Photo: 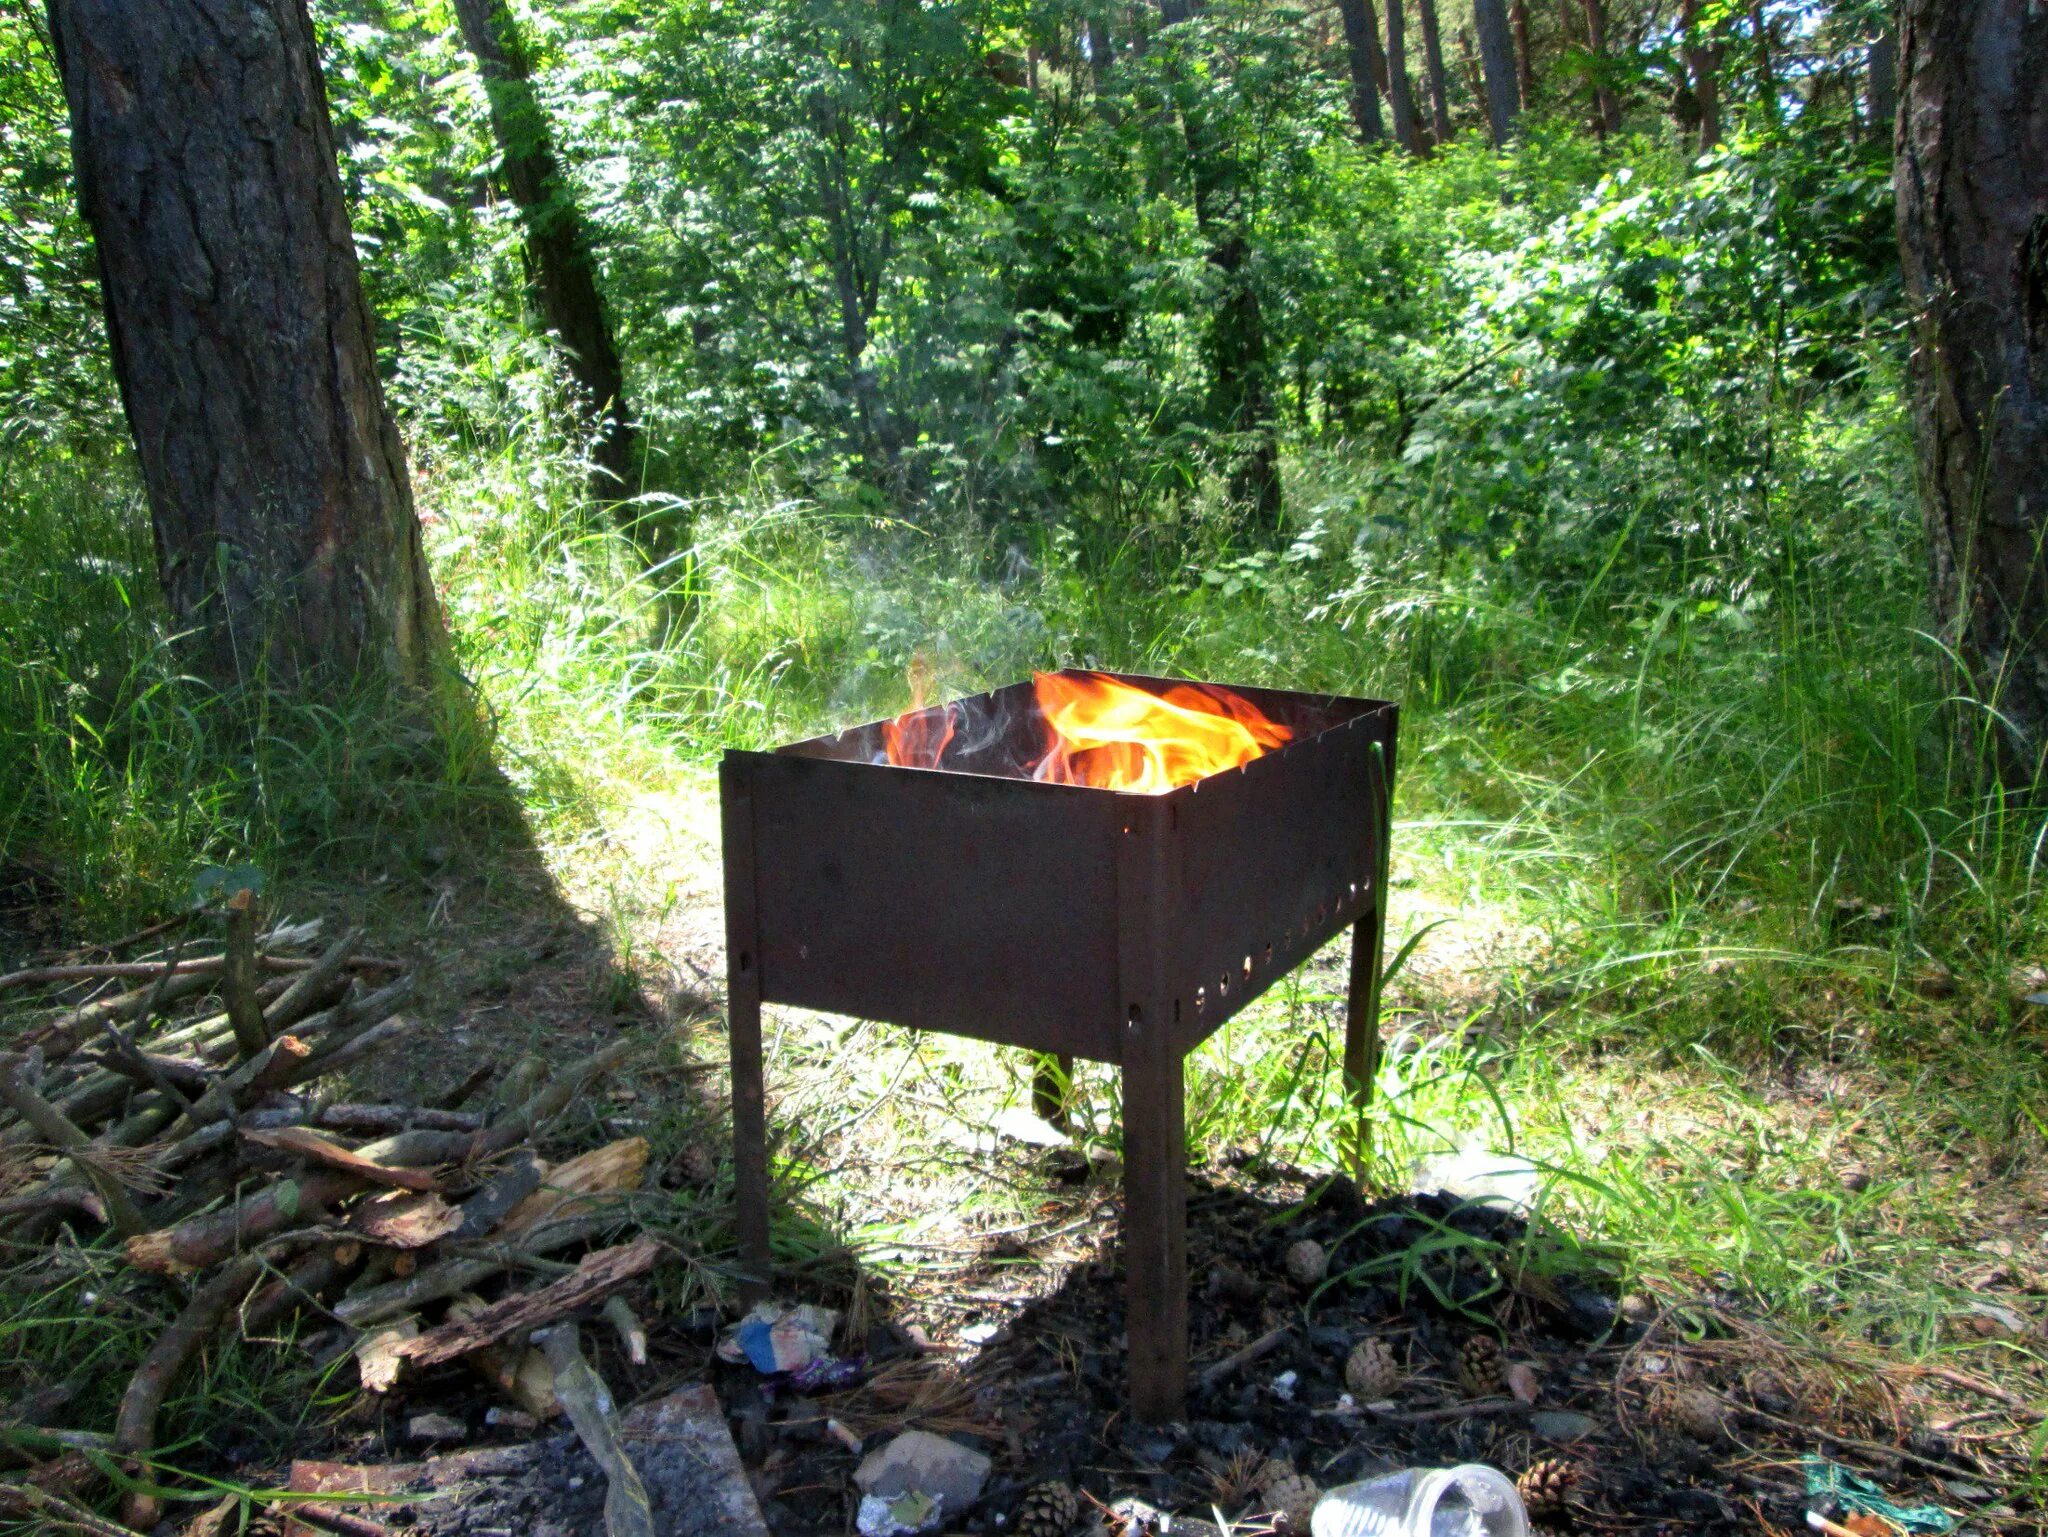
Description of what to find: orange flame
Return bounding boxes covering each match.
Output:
[1031,672,1292,791]
[883,671,1292,793]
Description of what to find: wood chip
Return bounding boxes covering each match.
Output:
[355,1317,420,1394]
[499,1137,649,1235]
[348,1190,462,1249]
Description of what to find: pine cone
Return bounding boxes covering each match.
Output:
[1516,1457,1583,1515]
[1284,1237,1328,1287]
[1457,1333,1507,1398]
[1012,1480,1079,1537]
[1343,1335,1403,1399]
[1256,1460,1320,1532]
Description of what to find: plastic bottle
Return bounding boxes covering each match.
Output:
[1309,1464,1530,1537]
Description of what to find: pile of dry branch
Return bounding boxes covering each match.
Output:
[0,904,657,1533]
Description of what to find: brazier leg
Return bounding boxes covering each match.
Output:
[721,759,772,1302]
[1122,1042,1187,1422]
[1342,906,1387,1176]
[728,982,772,1302]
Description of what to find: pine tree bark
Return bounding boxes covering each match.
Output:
[1335,0,1388,146]
[1508,0,1536,108]
[1414,0,1454,144]
[1579,0,1621,135]
[1384,0,1425,153]
[45,0,448,691]
[453,0,636,500]
[1470,0,1522,145]
[1896,0,2048,781]
[1678,0,1723,149]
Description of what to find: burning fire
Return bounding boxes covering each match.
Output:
[885,671,1293,793]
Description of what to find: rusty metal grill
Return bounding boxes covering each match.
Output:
[722,670,1397,1420]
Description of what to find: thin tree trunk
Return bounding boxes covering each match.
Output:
[1470,0,1521,145]
[1865,19,1896,142]
[1457,25,1488,126]
[1414,0,1454,143]
[1508,0,1536,108]
[1678,0,1723,149]
[1335,0,1388,146]
[1384,0,1424,153]
[1089,9,1116,85]
[1158,0,1280,530]
[1748,0,1778,123]
[45,0,448,691]
[1895,0,2048,782]
[1579,0,1621,134]
[453,0,636,501]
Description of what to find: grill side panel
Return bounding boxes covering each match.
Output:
[1164,703,1396,1054]
[730,750,1127,1061]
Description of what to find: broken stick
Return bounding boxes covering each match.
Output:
[393,1237,661,1369]
[116,1248,272,1528]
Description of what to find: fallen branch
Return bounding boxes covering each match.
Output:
[225,893,269,1059]
[1366,1396,1528,1424]
[125,1171,362,1275]
[472,1038,634,1158]
[116,1248,272,1528]
[0,1052,147,1236]
[88,1029,207,1106]
[310,1104,482,1137]
[334,1211,619,1329]
[241,1126,440,1192]
[0,956,227,994]
[1197,1325,1289,1393]
[0,1480,136,1537]
[263,927,362,1033]
[394,1237,660,1369]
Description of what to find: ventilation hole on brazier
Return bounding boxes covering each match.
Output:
[1195,986,1207,1013]
[1174,998,1183,1023]
[738,952,752,973]
[1263,942,1274,967]
[1219,973,1230,998]
[1128,1003,1143,1023]
[1242,955,1254,981]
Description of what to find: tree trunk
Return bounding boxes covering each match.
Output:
[1089,9,1116,85]
[46,0,448,691]
[1896,0,2048,782]
[1383,0,1425,153]
[1457,25,1488,128]
[1508,0,1536,108]
[1470,0,1522,145]
[1335,0,1387,146]
[1579,0,1621,135]
[1748,0,1778,124]
[1865,20,1896,143]
[1159,0,1280,531]
[453,0,636,501]
[1414,0,1454,144]
[1678,0,1722,149]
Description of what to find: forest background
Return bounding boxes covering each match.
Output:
[5,0,2048,1513]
